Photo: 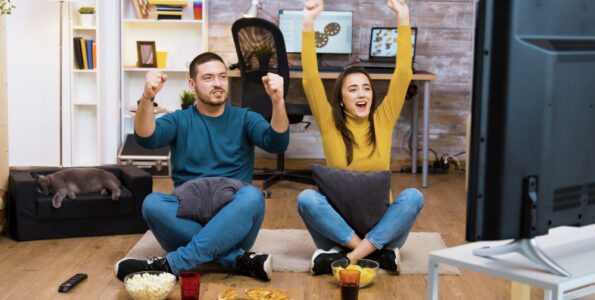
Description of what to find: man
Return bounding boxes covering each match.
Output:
[114,52,290,281]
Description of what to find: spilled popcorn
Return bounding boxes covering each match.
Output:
[125,272,175,300]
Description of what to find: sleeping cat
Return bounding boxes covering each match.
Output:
[35,168,122,209]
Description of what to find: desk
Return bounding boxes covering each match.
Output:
[427,225,595,300]
[229,70,438,188]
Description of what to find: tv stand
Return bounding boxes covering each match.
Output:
[428,224,595,300]
[473,238,571,277]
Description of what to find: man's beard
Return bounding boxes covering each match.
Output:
[195,87,227,107]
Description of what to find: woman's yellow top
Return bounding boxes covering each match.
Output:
[302,26,413,175]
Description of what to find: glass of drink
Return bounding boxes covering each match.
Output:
[180,272,200,300]
[339,269,360,300]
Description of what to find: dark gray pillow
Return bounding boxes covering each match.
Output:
[310,164,390,238]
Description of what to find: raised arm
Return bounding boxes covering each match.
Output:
[262,73,289,133]
[389,0,410,26]
[134,70,178,149]
[302,0,323,32]
[376,0,413,125]
[135,70,168,137]
[301,0,334,131]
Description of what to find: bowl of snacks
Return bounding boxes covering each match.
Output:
[124,271,176,300]
[331,258,379,288]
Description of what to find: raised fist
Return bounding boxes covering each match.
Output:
[143,70,168,100]
[262,73,284,104]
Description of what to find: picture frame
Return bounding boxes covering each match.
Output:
[136,41,157,68]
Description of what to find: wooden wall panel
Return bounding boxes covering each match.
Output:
[210,0,475,164]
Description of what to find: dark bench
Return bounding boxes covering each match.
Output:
[8,166,151,241]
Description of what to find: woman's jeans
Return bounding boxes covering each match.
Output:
[142,185,265,274]
[297,188,424,250]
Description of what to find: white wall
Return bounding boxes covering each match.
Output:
[7,1,62,166]
[99,0,120,164]
[7,0,120,167]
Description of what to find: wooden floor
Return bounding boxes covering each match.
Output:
[0,168,550,299]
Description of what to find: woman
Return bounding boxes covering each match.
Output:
[298,0,424,274]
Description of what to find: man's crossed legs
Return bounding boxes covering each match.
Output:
[114,185,272,281]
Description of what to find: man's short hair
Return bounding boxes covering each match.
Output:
[189,52,226,79]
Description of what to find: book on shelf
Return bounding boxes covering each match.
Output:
[157,14,182,20]
[148,6,184,19]
[155,5,183,11]
[92,42,97,69]
[132,0,150,19]
[157,11,183,15]
[86,39,94,70]
[148,0,188,5]
[80,38,88,69]
[73,37,84,69]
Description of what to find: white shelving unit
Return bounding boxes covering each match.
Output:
[120,0,209,142]
[69,0,100,166]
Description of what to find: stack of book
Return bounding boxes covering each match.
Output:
[148,0,188,20]
[73,37,96,70]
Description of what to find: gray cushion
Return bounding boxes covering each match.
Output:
[310,164,390,238]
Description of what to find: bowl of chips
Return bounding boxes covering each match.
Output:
[331,258,379,288]
[124,271,176,300]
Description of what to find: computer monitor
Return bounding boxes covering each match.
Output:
[369,27,417,63]
[278,9,353,54]
[466,0,595,276]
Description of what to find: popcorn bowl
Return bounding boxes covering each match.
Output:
[331,258,379,288]
[124,271,176,300]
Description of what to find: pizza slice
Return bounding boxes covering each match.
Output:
[245,288,292,300]
[246,288,272,300]
[218,288,238,300]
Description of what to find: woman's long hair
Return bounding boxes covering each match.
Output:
[330,66,378,165]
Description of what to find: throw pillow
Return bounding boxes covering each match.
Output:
[310,164,391,238]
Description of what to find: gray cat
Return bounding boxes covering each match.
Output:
[35,168,122,209]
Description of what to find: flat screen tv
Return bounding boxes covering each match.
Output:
[466,0,595,276]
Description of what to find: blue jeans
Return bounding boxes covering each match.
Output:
[142,185,265,274]
[297,188,424,250]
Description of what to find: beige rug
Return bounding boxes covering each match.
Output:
[125,229,459,275]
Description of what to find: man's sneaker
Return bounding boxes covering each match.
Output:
[366,248,401,273]
[310,246,348,275]
[114,256,173,281]
[235,252,272,281]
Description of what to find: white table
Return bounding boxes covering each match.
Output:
[427,224,595,300]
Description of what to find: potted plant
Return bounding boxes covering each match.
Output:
[253,43,275,70]
[180,90,196,110]
[78,6,95,27]
[0,0,15,15]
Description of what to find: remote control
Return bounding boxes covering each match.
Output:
[58,273,87,293]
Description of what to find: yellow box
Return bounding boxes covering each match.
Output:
[157,51,167,69]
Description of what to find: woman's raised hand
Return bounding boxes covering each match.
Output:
[302,0,323,31]
[388,0,410,25]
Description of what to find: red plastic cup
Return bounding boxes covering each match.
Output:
[339,269,360,300]
[180,272,200,300]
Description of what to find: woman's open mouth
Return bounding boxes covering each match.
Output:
[355,101,368,110]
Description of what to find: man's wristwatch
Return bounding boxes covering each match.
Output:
[138,95,157,107]
[140,95,154,102]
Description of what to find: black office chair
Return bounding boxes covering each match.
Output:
[231,17,314,196]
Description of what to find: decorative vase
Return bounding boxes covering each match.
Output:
[79,14,95,27]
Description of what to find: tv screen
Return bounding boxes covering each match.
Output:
[278,10,353,54]
[466,0,595,244]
